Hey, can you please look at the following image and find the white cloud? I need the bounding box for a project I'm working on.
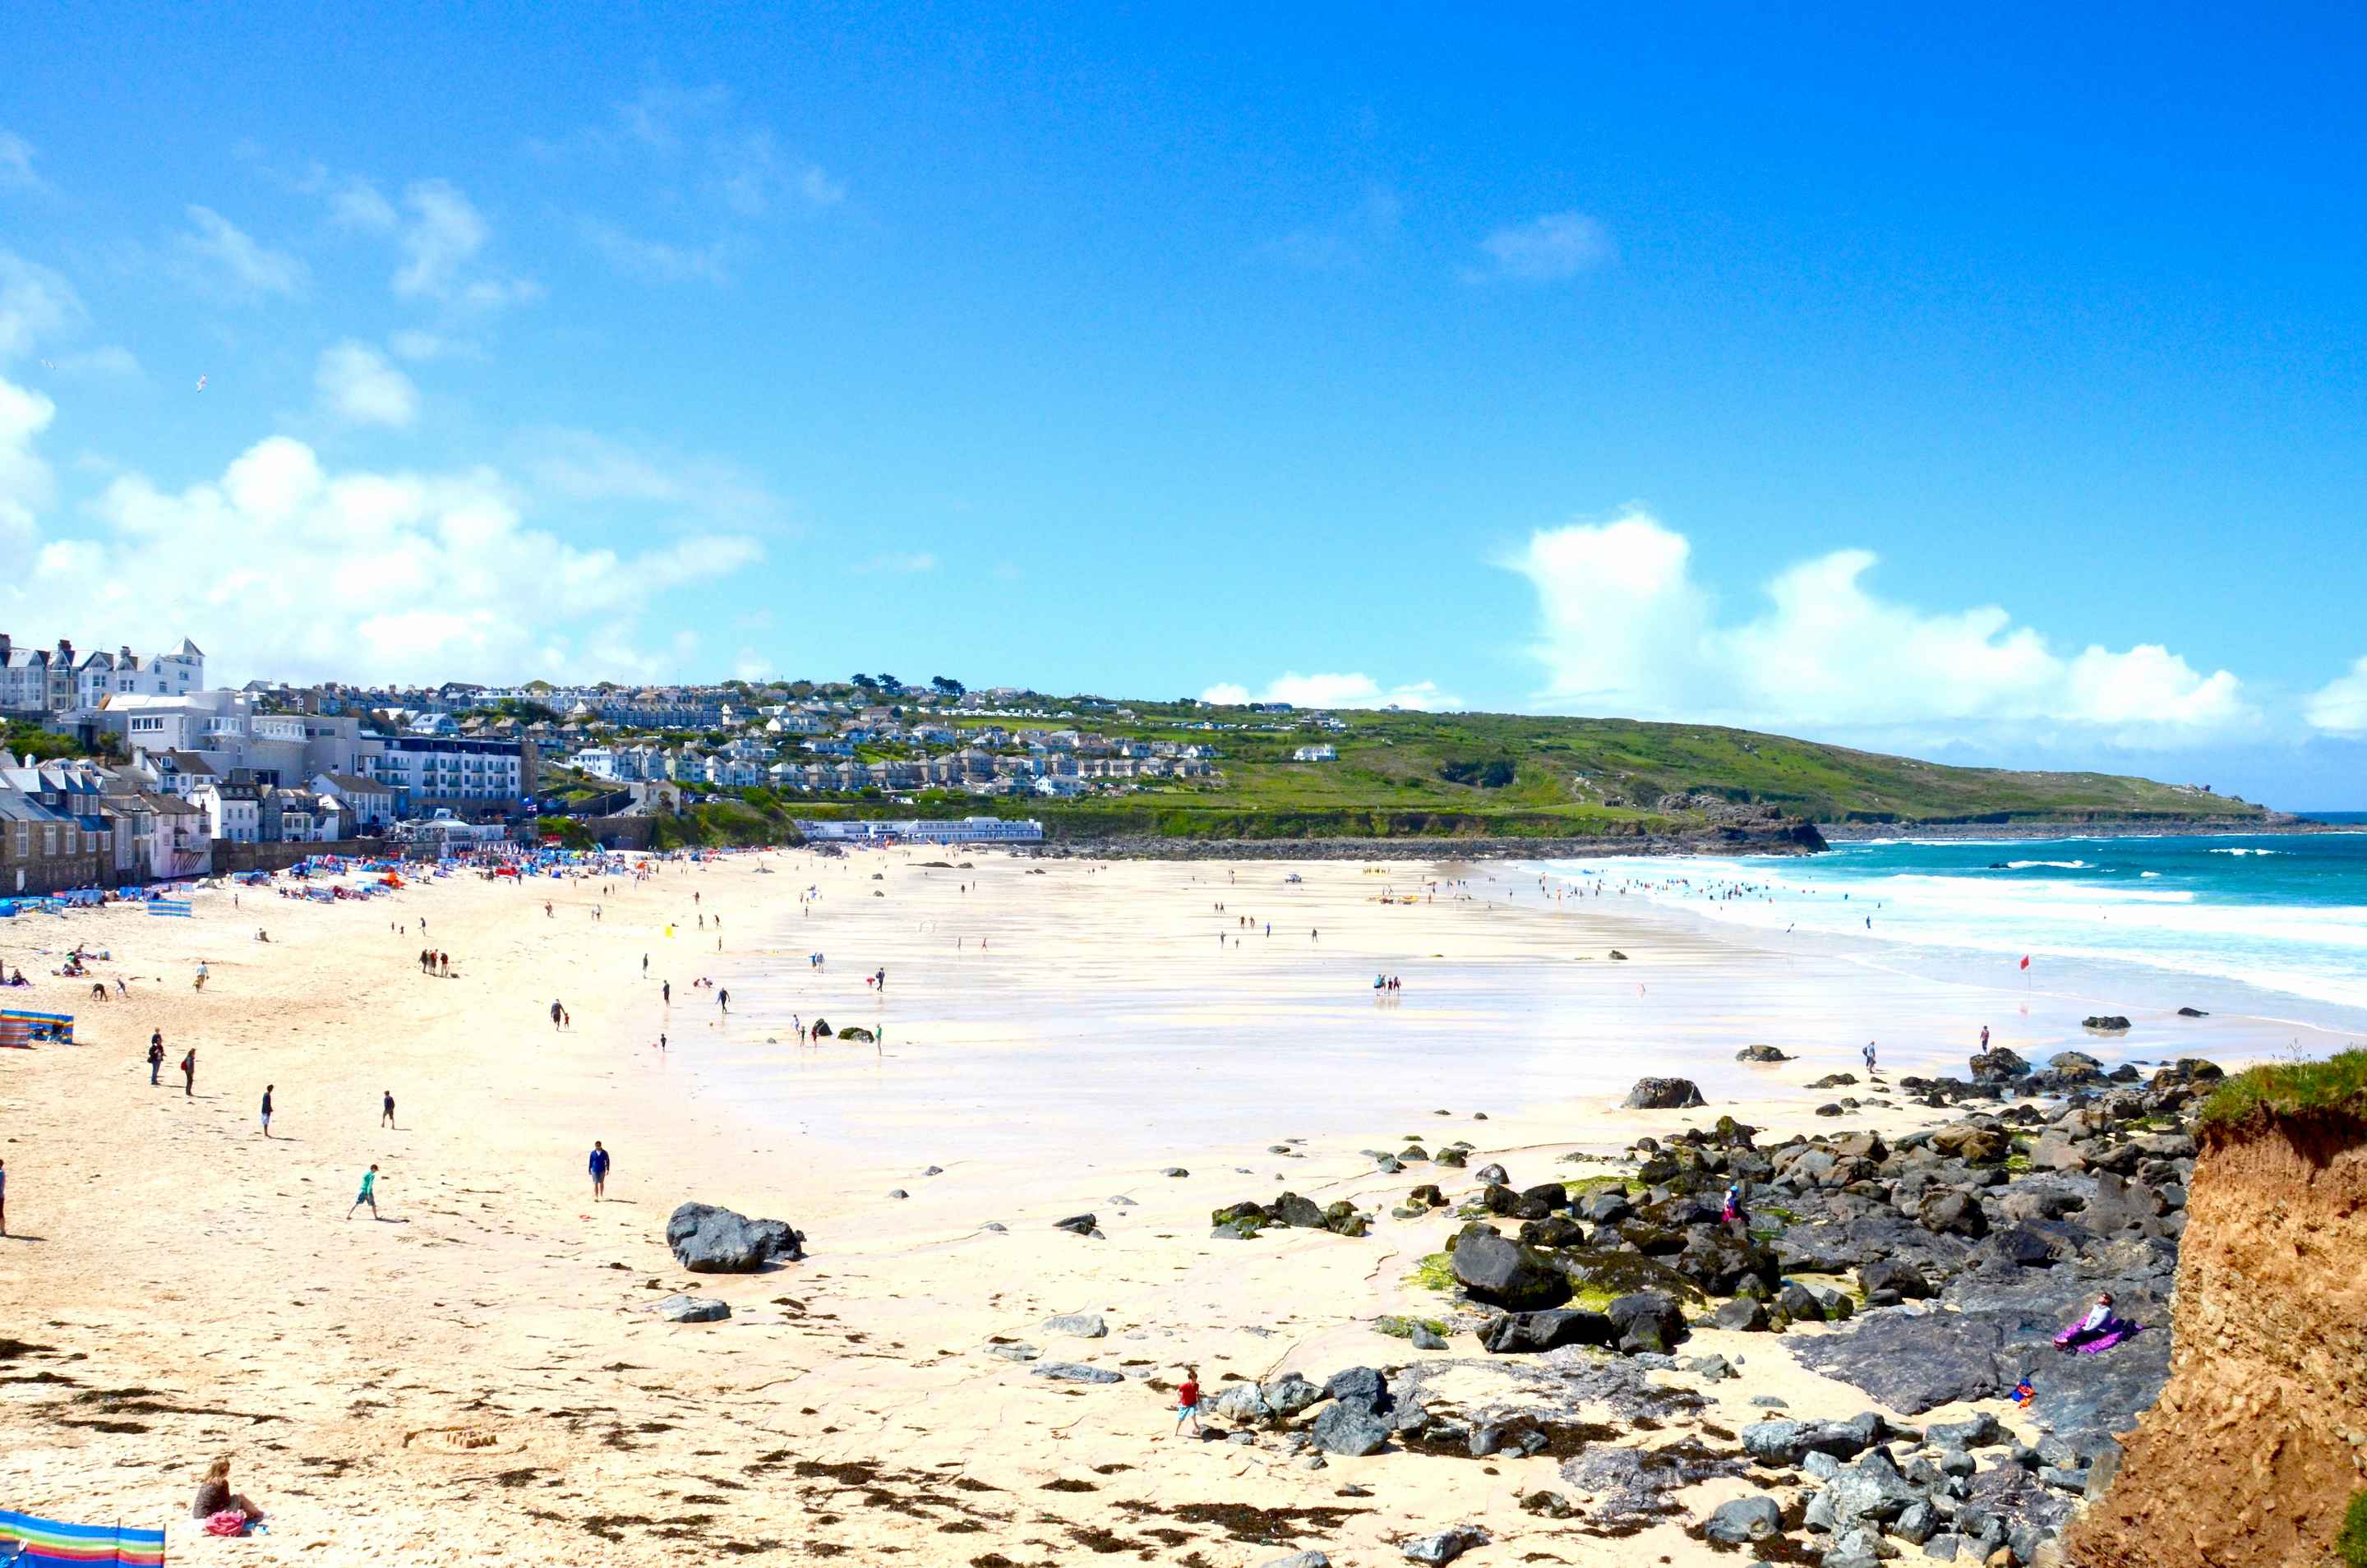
[855,551,937,574]
[1199,672,1459,711]
[1470,210,1613,283]
[1502,509,2249,745]
[174,205,308,300]
[0,131,44,193]
[314,339,419,428]
[0,250,82,358]
[392,179,538,309]
[0,372,57,538]
[326,175,399,233]
[0,385,764,682]
[2305,657,2367,736]
[580,219,737,284]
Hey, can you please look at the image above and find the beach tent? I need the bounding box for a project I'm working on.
[0,1509,166,1566]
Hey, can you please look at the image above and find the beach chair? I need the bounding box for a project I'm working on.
[0,1509,167,1566]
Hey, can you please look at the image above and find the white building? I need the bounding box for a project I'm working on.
[1292,744,1339,763]
[0,635,205,715]
[193,781,261,843]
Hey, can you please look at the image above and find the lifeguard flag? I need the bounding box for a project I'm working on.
[2019,956,2031,971]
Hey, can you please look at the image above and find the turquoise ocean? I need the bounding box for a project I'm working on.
[1537,814,2367,1036]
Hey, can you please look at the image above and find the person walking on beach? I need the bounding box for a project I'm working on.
[181,1048,196,1097]
[551,999,565,1031]
[642,953,648,976]
[717,988,730,1014]
[1863,1040,1878,1074]
[589,1141,611,1200]
[662,980,671,1006]
[149,1031,165,1085]
[347,1164,381,1220]
[1170,1366,1203,1438]
[382,1090,397,1128]
[193,962,209,991]
[0,1155,7,1236]
[260,1084,274,1138]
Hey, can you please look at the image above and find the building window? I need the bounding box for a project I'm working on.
[42,825,58,856]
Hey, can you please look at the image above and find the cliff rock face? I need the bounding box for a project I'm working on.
[2065,1108,2367,1567]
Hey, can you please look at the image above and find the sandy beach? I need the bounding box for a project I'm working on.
[0,852,2316,1566]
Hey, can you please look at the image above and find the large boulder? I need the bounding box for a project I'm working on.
[1477,1308,1617,1354]
[1605,1291,1687,1354]
[666,1201,805,1272]
[1703,1494,1782,1543]
[1968,1048,2029,1081]
[1917,1189,1990,1239]
[1451,1224,1572,1310]
[2081,1015,2132,1031]
[1310,1401,1391,1455]
[1735,1044,1793,1063]
[1622,1077,1706,1109]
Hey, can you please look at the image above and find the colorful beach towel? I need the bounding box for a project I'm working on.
[0,1509,168,1566]
[2055,1317,2143,1354]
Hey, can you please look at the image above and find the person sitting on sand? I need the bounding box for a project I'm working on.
[2054,1291,2139,1354]
[191,1455,265,1524]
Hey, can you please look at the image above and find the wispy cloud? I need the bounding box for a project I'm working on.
[314,339,419,428]
[1262,185,1402,273]
[714,129,843,216]
[0,250,84,359]
[173,205,308,301]
[1467,210,1613,283]
[0,131,46,194]
[855,551,937,574]
[393,179,538,310]
[580,219,738,284]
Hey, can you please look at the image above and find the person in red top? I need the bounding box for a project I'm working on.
[1171,1366,1203,1437]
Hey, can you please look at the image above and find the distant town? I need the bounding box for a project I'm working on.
[0,632,1371,895]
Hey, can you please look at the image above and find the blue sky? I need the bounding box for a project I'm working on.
[6,3,2367,804]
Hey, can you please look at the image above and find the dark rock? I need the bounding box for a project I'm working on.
[1520,1181,1570,1210]
[2082,1015,2132,1031]
[1051,1213,1100,1235]
[1409,1183,1446,1209]
[1309,1402,1391,1456]
[1917,1189,1990,1238]
[1518,1214,1585,1249]
[1031,1361,1123,1384]
[648,1294,731,1322]
[1806,1072,1860,1089]
[1322,1365,1391,1412]
[1451,1223,1572,1310]
[1271,1192,1327,1229]
[1162,1166,1189,1177]
[1399,1524,1488,1564]
[666,1201,806,1272]
[1735,1043,1793,1063]
[1606,1290,1687,1354]
[1262,1372,1323,1414]
[1622,1077,1706,1109]
[1558,1248,1702,1303]
[2176,1006,2208,1017]
[1713,1296,1770,1332]
[1857,1258,1932,1300]
[1703,1494,1782,1543]
[1474,1162,1511,1186]
[1675,1229,1781,1294]
[1478,1308,1617,1354]
[1968,1049,2029,1081]
[1792,1310,2015,1414]
[1774,1282,1826,1322]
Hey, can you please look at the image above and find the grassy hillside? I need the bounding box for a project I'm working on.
[897,706,2270,839]
[1182,710,2268,827]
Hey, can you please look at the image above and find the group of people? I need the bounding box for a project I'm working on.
[417,948,451,975]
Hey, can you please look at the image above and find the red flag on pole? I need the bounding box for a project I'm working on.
[2019,955,2030,971]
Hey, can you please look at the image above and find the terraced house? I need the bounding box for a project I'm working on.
[0,756,113,895]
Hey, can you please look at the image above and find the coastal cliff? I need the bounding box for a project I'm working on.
[2065,1088,2367,1567]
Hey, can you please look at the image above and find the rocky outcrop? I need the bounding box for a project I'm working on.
[1622,1077,1706,1109]
[2065,1103,2367,1568]
[666,1201,804,1271]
